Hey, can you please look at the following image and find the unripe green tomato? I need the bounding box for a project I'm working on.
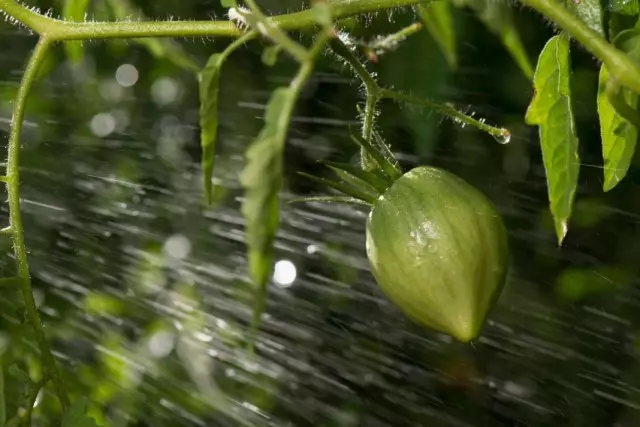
[365,166,509,342]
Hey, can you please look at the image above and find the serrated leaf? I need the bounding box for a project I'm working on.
[525,32,580,245]
[63,0,91,64]
[62,398,100,427]
[417,1,457,69]
[562,0,604,36]
[106,0,198,72]
[454,0,533,78]
[598,29,640,191]
[239,88,294,288]
[199,54,225,204]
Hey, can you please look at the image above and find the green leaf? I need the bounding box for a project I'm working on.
[221,0,237,7]
[297,172,377,204]
[199,54,225,205]
[525,32,580,245]
[597,29,640,191]
[106,0,199,72]
[63,0,91,64]
[239,88,294,288]
[417,1,457,69]
[454,0,533,79]
[62,398,101,427]
[200,33,255,204]
[562,0,605,37]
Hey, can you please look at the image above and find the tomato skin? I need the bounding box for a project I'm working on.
[365,166,509,342]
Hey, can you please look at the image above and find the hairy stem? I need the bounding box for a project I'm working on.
[519,0,640,94]
[6,37,69,410]
[379,89,510,138]
[242,0,308,62]
[0,0,424,40]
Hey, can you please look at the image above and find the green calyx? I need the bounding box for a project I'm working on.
[294,130,403,206]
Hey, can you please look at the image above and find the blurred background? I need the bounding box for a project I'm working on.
[2,0,640,426]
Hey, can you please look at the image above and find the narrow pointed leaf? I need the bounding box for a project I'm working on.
[63,0,91,64]
[598,29,640,191]
[321,160,392,192]
[417,1,457,69]
[199,33,255,204]
[298,172,377,204]
[199,54,225,204]
[240,87,297,290]
[454,0,533,79]
[372,129,402,171]
[325,167,381,198]
[349,132,402,180]
[562,0,605,37]
[288,196,372,206]
[525,33,579,245]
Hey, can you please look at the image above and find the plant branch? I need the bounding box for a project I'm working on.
[0,0,424,41]
[519,0,640,94]
[241,0,308,62]
[5,36,69,410]
[379,89,510,139]
[23,375,49,427]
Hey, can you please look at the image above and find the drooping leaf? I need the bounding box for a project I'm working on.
[199,54,226,204]
[63,0,91,64]
[453,0,533,79]
[597,29,640,191]
[106,0,199,71]
[200,33,255,204]
[598,66,638,191]
[349,132,403,180]
[239,88,295,290]
[562,0,605,37]
[525,32,580,245]
[61,398,101,427]
[417,1,457,69]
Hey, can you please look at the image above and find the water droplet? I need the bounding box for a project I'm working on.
[493,129,511,145]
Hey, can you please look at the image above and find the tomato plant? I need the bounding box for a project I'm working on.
[0,0,639,424]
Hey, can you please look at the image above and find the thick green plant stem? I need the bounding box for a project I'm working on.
[519,0,640,94]
[0,0,425,40]
[5,37,69,410]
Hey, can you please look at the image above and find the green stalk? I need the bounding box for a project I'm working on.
[5,37,69,410]
[519,0,640,94]
[0,0,424,41]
